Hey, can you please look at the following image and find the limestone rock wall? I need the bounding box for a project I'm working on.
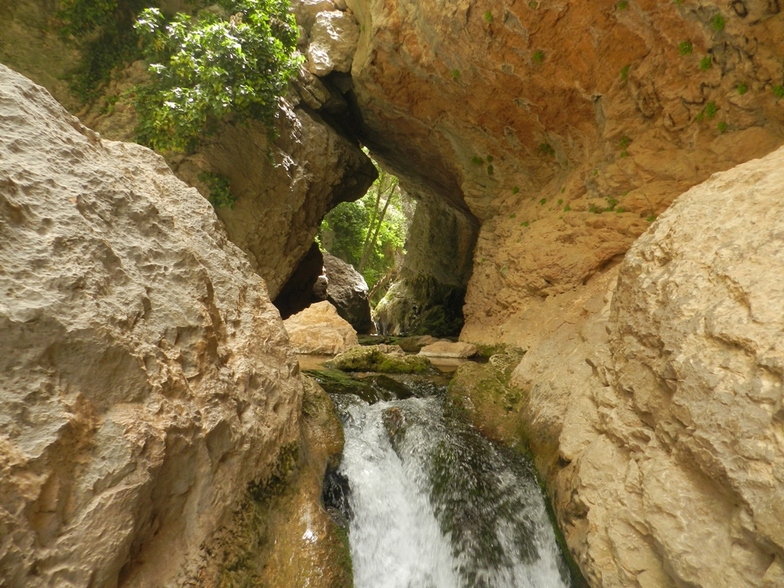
[0,65,303,587]
[0,0,377,300]
[341,0,784,342]
[512,147,784,587]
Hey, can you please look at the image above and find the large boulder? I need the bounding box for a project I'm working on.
[283,301,359,355]
[510,147,784,587]
[323,252,374,334]
[0,65,303,587]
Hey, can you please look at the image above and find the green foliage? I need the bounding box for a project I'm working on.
[529,1,538,8]
[471,156,484,165]
[520,221,530,227]
[620,64,630,80]
[512,186,520,194]
[56,0,147,101]
[717,121,728,133]
[711,13,725,31]
[319,160,409,292]
[699,56,712,70]
[484,10,493,22]
[451,69,461,80]
[678,40,693,55]
[486,165,494,175]
[704,101,718,118]
[133,0,301,153]
[198,171,236,208]
[563,204,571,212]
[532,50,545,64]
[617,1,629,10]
[773,85,784,99]
[737,82,748,95]
[557,199,563,206]
[646,214,657,222]
[539,198,546,205]
[618,135,631,149]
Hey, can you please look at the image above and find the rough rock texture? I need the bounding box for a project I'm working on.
[0,0,377,300]
[340,0,784,343]
[306,10,361,76]
[0,65,303,587]
[283,301,360,355]
[323,252,374,334]
[511,148,784,587]
[274,242,325,320]
[419,341,478,359]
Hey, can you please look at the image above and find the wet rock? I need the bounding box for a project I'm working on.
[420,341,478,359]
[325,345,432,374]
[283,301,359,355]
[324,252,374,334]
[382,406,407,450]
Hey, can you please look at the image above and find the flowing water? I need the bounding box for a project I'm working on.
[327,376,572,588]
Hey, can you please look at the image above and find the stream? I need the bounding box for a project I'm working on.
[319,371,572,588]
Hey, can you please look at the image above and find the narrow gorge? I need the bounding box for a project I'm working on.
[1,0,783,586]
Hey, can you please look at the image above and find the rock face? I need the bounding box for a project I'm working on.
[283,301,360,355]
[511,148,784,587]
[419,341,478,359]
[0,0,378,301]
[341,0,784,344]
[0,65,303,587]
[323,252,374,334]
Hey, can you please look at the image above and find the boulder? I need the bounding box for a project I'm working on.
[510,147,784,587]
[283,301,359,355]
[306,10,360,76]
[419,341,478,359]
[323,252,374,334]
[0,65,302,587]
[326,345,431,374]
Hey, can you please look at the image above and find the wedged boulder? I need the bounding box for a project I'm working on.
[0,66,303,587]
[510,146,784,587]
[419,341,477,359]
[326,345,431,374]
[283,300,359,355]
[323,252,374,334]
[306,10,360,76]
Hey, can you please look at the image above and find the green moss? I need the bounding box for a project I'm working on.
[699,56,712,70]
[678,40,693,55]
[711,13,725,31]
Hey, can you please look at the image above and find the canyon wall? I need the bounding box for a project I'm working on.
[0,65,304,587]
[513,146,784,587]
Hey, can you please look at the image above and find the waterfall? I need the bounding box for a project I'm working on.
[332,386,571,588]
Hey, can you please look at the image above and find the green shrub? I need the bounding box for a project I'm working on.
[773,85,784,99]
[617,0,629,10]
[198,171,236,208]
[717,121,728,133]
[532,50,545,64]
[699,56,712,70]
[620,64,630,80]
[711,14,725,31]
[484,10,493,22]
[133,0,301,153]
[678,41,693,55]
[737,82,748,95]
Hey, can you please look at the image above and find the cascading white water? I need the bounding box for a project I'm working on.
[334,391,571,588]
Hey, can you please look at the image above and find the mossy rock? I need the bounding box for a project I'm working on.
[325,345,432,374]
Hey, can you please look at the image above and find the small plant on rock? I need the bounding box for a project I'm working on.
[678,41,693,55]
[532,50,545,64]
[699,56,712,70]
[737,82,748,95]
[711,14,725,31]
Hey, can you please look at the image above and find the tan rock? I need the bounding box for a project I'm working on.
[419,341,477,359]
[0,65,302,587]
[508,147,784,587]
[284,301,359,355]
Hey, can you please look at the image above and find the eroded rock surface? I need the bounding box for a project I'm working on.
[511,148,784,587]
[283,301,360,355]
[323,252,374,334]
[0,65,303,587]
